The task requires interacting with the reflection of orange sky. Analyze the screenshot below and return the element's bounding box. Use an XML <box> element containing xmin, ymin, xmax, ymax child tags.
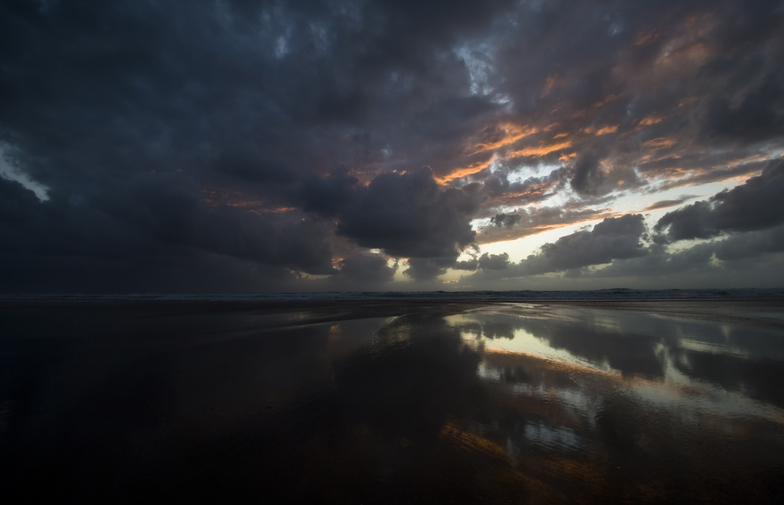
<box><xmin>482</xmin><ymin>347</ymin><xmax>784</xmax><ymax>425</ymax></box>
<box><xmin>440</xmin><ymin>423</ymin><xmax>508</xmax><ymax>461</ymax></box>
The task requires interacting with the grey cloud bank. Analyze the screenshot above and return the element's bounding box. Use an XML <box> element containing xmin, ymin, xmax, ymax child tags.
<box><xmin>1</xmin><ymin>0</ymin><xmax>783</xmax><ymax>292</ymax></box>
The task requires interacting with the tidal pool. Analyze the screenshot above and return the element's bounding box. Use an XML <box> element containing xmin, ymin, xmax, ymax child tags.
<box><xmin>1</xmin><ymin>300</ymin><xmax>783</xmax><ymax>503</ymax></box>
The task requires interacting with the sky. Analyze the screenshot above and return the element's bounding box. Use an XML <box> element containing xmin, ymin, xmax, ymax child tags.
<box><xmin>1</xmin><ymin>0</ymin><xmax>784</xmax><ymax>293</ymax></box>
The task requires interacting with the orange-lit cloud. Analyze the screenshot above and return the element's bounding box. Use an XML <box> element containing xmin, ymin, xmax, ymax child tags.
<box><xmin>634</xmin><ymin>30</ymin><xmax>659</xmax><ymax>45</ymax></box>
<box><xmin>540</xmin><ymin>75</ymin><xmax>559</xmax><ymax>98</ymax></box>
<box><xmin>465</xmin><ymin>123</ymin><xmax>538</xmax><ymax>156</ymax></box>
<box><xmin>593</xmin><ymin>94</ymin><xmax>622</xmax><ymax>108</ymax></box>
<box><xmin>436</xmin><ymin>158</ymin><xmax>494</xmax><ymax>184</ymax></box>
<box><xmin>580</xmin><ymin>125</ymin><xmax>618</xmax><ymax>135</ymax></box>
<box><xmin>476</xmin><ymin>210</ymin><xmax>618</xmax><ymax>245</ymax></box>
<box><xmin>201</xmin><ymin>188</ymin><xmax>296</xmax><ymax>214</ymax></box>
<box><xmin>508</xmin><ymin>140</ymin><xmax>573</xmax><ymax>158</ymax></box>
<box><xmin>637</xmin><ymin>114</ymin><xmax>665</xmax><ymax>127</ymax></box>
<box><xmin>643</xmin><ymin>137</ymin><xmax>677</xmax><ymax>149</ymax></box>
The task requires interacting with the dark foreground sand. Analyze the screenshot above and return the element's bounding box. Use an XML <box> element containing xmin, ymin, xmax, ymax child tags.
<box><xmin>2</xmin><ymin>296</ymin><xmax>784</xmax><ymax>503</ymax></box>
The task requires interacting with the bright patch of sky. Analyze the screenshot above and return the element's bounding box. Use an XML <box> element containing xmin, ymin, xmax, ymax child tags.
<box><xmin>454</xmin><ymin>44</ymin><xmax>495</xmax><ymax>96</ymax></box>
<box><xmin>505</xmin><ymin>162</ymin><xmax>562</xmax><ymax>183</ymax></box>
<box><xmin>0</xmin><ymin>143</ymin><xmax>49</xmax><ymax>202</ymax></box>
<box><xmin>435</xmin><ymin>176</ymin><xmax>753</xmax><ymax>285</ymax></box>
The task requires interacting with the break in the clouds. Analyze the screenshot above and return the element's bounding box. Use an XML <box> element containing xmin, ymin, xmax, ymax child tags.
<box><xmin>1</xmin><ymin>0</ymin><xmax>783</xmax><ymax>292</ymax></box>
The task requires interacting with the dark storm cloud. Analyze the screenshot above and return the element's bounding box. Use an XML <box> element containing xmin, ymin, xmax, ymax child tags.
<box><xmin>693</xmin><ymin>48</ymin><xmax>784</xmax><ymax>145</ymax></box>
<box><xmin>568</xmin><ymin>143</ymin><xmax>643</xmax><ymax>198</ymax></box>
<box><xmin>1</xmin><ymin>0</ymin><xmax>784</xmax><ymax>292</ymax></box>
<box><xmin>713</xmin><ymin>225</ymin><xmax>784</xmax><ymax>262</ymax></box>
<box><xmin>0</xmin><ymin>173</ymin><xmax>335</xmax><ymax>275</ymax></box>
<box><xmin>0</xmin><ymin>0</ymin><xmax>524</xmax><ymax>291</ymax></box>
<box><xmin>489</xmin><ymin>213</ymin><xmax>521</xmax><ymax>228</ymax></box>
<box><xmin>337</xmin><ymin>253</ymin><xmax>397</xmax><ymax>283</ymax></box>
<box><xmin>299</xmin><ymin>170</ymin><xmax>359</xmax><ymax>218</ymax></box>
<box><xmin>469</xmin><ymin>214</ymin><xmax>649</xmax><ymax>280</ymax></box>
<box><xmin>585</xmin><ymin>224</ymin><xmax>784</xmax><ymax>282</ymax></box>
<box><xmin>478</xmin><ymin>252</ymin><xmax>510</xmax><ymax>270</ymax></box>
<box><xmin>404</xmin><ymin>257</ymin><xmax>456</xmax><ymax>281</ymax></box>
<box><xmin>337</xmin><ymin>168</ymin><xmax>483</xmax><ymax>260</ymax></box>
<box><xmin>212</xmin><ymin>147</ymin><xmax>297</xmax><ymax>184</ymax></box>
<box><xmin>453</xmin><ymin>252</ymin><xmax>509</xmax><ymax>272</ymax></box>
<box><xmin>454</xmin><ymin>258</ymin><xmax>479</xmax><ymax>271</ymax></box>
<box><xmin>303</xmin><ymin>167</ymin><xmax>485</xmax><ymax>281</ymax></box>
<box><xmin>655</xmin><ymin>159</ymin><xmax>784</xmax><ymax>241</ymax></box>
<box><xmin>516</xmin><ymin>214</ymin><xmax>649</xmax><ymax>275</ymax></box>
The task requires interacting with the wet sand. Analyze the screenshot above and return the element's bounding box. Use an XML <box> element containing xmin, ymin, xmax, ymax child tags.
<box><xmin>2</xmin><ymin>297</ymin><xmax>784</xmax><ymax>503</ymax></box>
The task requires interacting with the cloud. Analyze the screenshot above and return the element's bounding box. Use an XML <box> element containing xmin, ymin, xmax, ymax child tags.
<box><xmin>568</xmin><ymin>139</ymin><xmax>644</xmax><ymax>198</ymax></box>
<box><xmin>338</xmin><ymin>168</ymin><xmax>483</xmax><ymax>259</ymax></box>
<box><xmin>476</xmin><ymin>205</ymin><xmax>615</xmax><ymax>244</ymax></box>
<box><xmin>1</xmin><ymin>0</ymin><xmax>784</xmax><ymax>291</ymax></box>
<box><xmin>338</xmin><ymin>253</ymin><xmax>397</xmax><ymax>283</ymax></box>
<box><xmin>453</xmin><ymin>252</ymin><xmax>510</xmax><ymax>272</ymax></box>
<box><xmin>583</xmin><ymin>224</ymin><xmax>784</xmax><ymax>282</ymax></box>
<box><xmin>471</xmin><ymin>214</ymin><xmax>649</xmax><ymax>280</ymax></box>
<box><xmin>404</xmin><ymin>256</ymin><xmax>456</xmax><ymax>280</ymax></box>
<box><xmin>655</xmin><ymin>159</ymin><xmax>784</xmax><ymax>241</ymax></box>
<box><xmin>517</xmin><ymin>214</ymin><xmax>649</xmax><ymax>274</ymax></box>
<box><xmin>642</xmin><ymin>195</ymin><xmax>698</xmax><ymax>211</ymax></box>
<box><xmin>477</xmin><ymin>252</ymin><xmax>510</xmax><ymax>270</ymax></box>
<box><xmin>299</xmin><ymin>170</ymin><xmax>360</xmax><ymax>218</ymax></box>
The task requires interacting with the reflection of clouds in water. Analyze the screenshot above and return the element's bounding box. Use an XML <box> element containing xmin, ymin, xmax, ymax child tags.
<box><xmin>449</xmin><ymin>313</ymin><xmax>616</xmax><ymax>372</ymax></box>
<box><xmin>523</xmin><ymin>422</ymin><xmax>584</xmax><ymax>452</ymax></box>
<box><xmin>450</xmin><ymin>307</ymin><xmax>784</xmax><ymax>415</ymax></box>
<box><xmin>449</xmin><ymin>304</ymin><xmax>784</xmax><ymax>487</ymax></box>
<box><xmin>4</xmin><ymin>302</ymin><xmax>784</xmax><ymax>502</ymax></box>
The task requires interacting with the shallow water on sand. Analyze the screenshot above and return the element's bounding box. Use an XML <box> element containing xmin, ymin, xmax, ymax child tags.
<box><xmin>1</xmin><ymin>301</ymin><xmax>784</xmax><ymax>503</ymax></box>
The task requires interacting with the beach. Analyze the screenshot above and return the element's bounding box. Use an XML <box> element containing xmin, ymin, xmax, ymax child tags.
<box><xmin>2</xmin><ymin>293</ymin><xmax>784</xmax><ymax>503</ymax></box>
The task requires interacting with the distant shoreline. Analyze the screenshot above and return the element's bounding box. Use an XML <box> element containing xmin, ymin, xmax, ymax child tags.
<box><xmin>3</xmin><ymin>290</ymin><xmax>784</xmax><ymax>331</ymax></box>
<box><xmin>2</xmin><ymin>287</ymin><xmax>784</xmax><ymax>303</ymax></box>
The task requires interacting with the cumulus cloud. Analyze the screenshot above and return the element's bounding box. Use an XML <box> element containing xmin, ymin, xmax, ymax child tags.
<box><xmin>478</xmin><ymin>252</ymin><xmax>510</xmax><ymax>270</ymax></box>
<box><xmin>516</xmin><ymin>214</ymin><xmax>649</xmax><ymax>275</ymax></box>
<box><xmin>338</xmin><ymin>253</ymin><xmax>397</xmax><ymax>283</ymax></box>
<box><xmin>338</xmin><ymin>168</ymin><xmax>483</xmax><ymax>260</ymax></box>
<box><xmin>655</xmin><ymin>159</ymin><xmax>784</xmax><ymax>241</ymax></box>
<box><xmin>470</xmin><ymin>214</ymin><xmax>650</xmax><ymax>281</ymax></box>
<box><xmin>404</xmin><ymin>257</ymin><xmax>457</xmax><ymax>281</ymax></box>
<box><xmin>453</xmin><ymin>252</ymin><xmax>510</xmax><ymax>272</ymax></box>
